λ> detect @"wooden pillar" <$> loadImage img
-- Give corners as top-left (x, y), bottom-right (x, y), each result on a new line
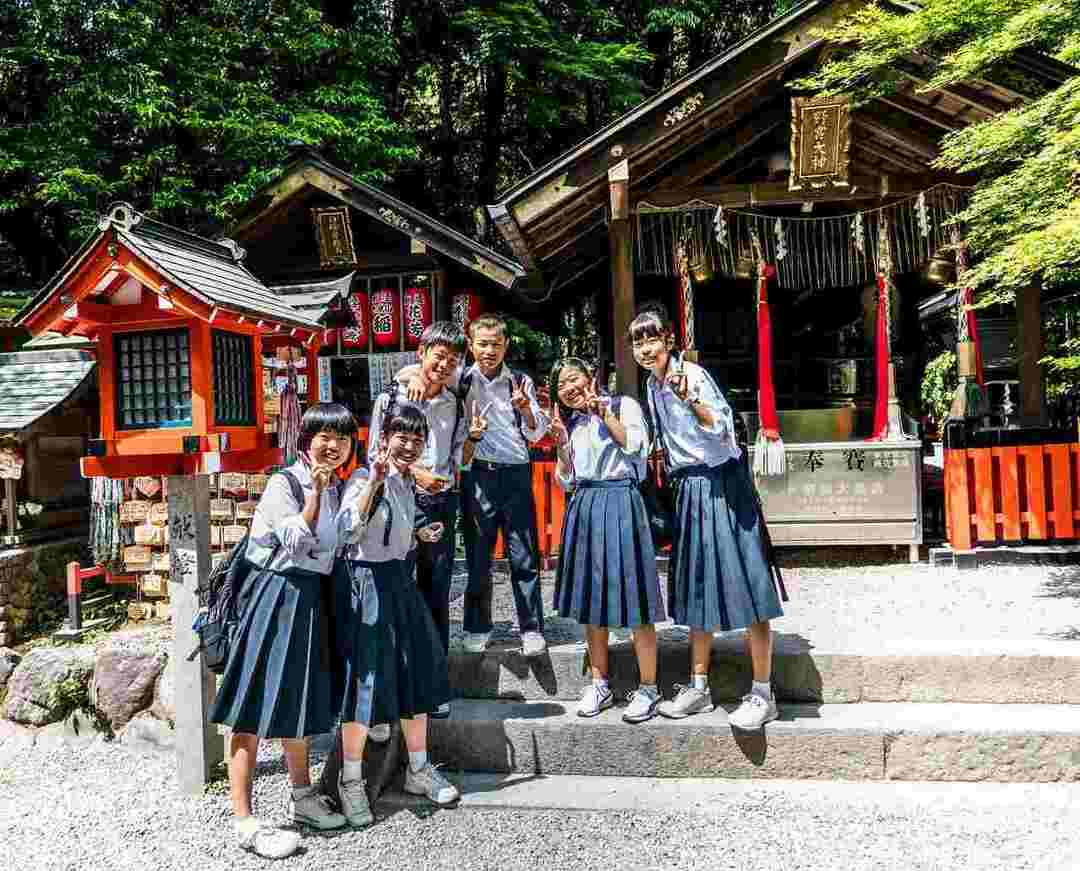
top-left (168, 473), bottom-right (224, 795)
top-left (434, 268), bottom-right (451, 322)
top-left (608, 158), bottom-right (637, 397)
top-left (1016, 284), bottom-right (1045, 426)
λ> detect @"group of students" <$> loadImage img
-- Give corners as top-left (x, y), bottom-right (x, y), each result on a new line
top-left (207, 306), bottom-right (784, 860)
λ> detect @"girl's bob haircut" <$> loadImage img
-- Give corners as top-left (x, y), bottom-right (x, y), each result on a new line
top-left (549, 356), bottom-right (597, 422)
top-left (298, 402), bottom-right (357, 463)
top-left (627, 301), bottom-right (674, 344)
top-left (382, 403), bottom-right (429, 441)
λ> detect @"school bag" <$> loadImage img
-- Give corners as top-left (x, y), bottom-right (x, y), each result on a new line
top-left (187, 469), bottom-right (304, 673)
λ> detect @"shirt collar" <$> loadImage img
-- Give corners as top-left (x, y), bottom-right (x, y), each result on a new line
top-left (287, 459), bottom-right (313, 485)
top-left (470, 362), bottom-right (509, 385)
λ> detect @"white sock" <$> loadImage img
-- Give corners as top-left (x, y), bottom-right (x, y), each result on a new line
top-left (639, 684), bottom-right (659, 699)
top-left (752, 680), bottom-right (772, 701)
top-left (343, 758), bottom-right (363, 783)
top-left (291, 784), bottom-right (316, 800)
top-left (692, 673), bottom-right (708, 691)
top-left (594, 677), bottom-right (610, 693)
top-left (234, 816), bottom-right (260, 836)
top-left (408, 750), bottom-right (428, 773)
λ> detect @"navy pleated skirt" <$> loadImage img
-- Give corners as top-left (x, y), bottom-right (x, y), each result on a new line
top-left (668, 459), bottom-right (784, 631)
top-left (338, 559), bottom-right (451, 725)
top-left (553, 478), bottom-right (665, 628)
top-left (210, 565), bottom-right (333, 739)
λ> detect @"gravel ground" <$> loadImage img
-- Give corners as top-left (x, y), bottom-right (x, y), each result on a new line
top-left (449, 555), bottom-right (1080, 651)
top-left (2, 737), bottom-right (1078, 871)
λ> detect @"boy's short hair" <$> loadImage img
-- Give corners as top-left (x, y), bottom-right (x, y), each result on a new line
top-left (467, 313), bottom-right (507, 340)
top-left (419, 321), bottom-right (466, 355)
top-left (382, 403), bottom-right (429, 440)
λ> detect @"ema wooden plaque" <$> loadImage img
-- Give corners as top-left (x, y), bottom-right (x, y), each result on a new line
top-left (119, 501), bottom-right (151, 524)
top-left (219, 473), bottom-right (247, 497)
top-left (124, 545), bottom-right (153, 571)
top-left (222, 524), bottom-right (247, 545)
top-left (312, 206), bottom-right (357, 268)
top-left (235, 501), bottom-right (258, 520)
top-left (790, 95), bottom-right (850, 191)
top-left (149, 502), bottom-right (169, 527)
top-left (210, 499), bottom-right (234, 521)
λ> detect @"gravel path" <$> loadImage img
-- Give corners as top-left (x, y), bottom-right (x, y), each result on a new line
top-left (449, 556), bottom-right (1080, 651)
top-left (2, 736), bottom-right (1078, 871)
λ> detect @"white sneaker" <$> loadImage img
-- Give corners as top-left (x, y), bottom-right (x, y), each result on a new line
top-left (576, 683), bottom-right (614, 718)
top-left (368, 723), bottom-right (391, 743)
top-left (622, 687), bottom-right (660, 724)
top-left (403, 762), bottom-right (460, 806)
top-left (521, 631), bottom-right (547, 657)
top-left (727, 692), bottom-right (779, 730)
top-left (658, 684), bottom-right (715, 719)
top-left (236, 818), bottom-right (300, 860)
top-left (432, 701), bottom-right (451, 720)
top-left (338, 774), bottom-right (373, 828)
top-left (289, 787), bottom-right (347, 830)
top-left (463, 632), bottom-right (491, 653)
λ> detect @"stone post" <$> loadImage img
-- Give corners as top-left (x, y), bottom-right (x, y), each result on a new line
top-left (167, 473), bottom-right (224, 795)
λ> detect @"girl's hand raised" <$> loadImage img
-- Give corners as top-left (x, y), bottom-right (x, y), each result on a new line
top-left (666, 359), bottom-right (690, 402)
top-left (370, 445), bottom-right (391, 484)
top-left (549, 403), bottom-right (569, 446)
top-left (310, 463), bottom-right (334, 494)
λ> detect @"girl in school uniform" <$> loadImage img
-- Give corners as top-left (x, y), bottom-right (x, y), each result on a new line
top-left (210, 402), bottom-right (356, 860)
top-left (336, 403), bottom-right (459, 808)
top-left (549, 357), bottom-right (666, 723)
top-left (629, 303), bottom-right (784, 730)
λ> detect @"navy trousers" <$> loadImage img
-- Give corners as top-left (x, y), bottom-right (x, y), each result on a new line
top-left (408, 489), bottom-right (459, 652)
top-left (461, 462), bottom-right (544, 635)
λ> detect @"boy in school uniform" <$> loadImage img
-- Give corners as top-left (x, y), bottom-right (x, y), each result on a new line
top-left (372, 321), bottom-right (471, 718)
top-left (405, 313), bottom-right (550, 656)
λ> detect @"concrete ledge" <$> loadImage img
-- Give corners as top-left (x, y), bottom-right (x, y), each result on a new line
top-left (449, 637), bottom-right (1080, 705)
top-left (429, 699), bottom-right (1080, 783)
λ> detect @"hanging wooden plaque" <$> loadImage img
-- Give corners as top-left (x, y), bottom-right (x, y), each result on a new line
top-left (210, 499), bottom-right (234, 521)
top-left (133, 523), bottom-right (163, 546)
top-left (119, 501), bottom-right (151, 524)
top-left (140, 573), bottom-right (165, 596)
top-left (312, 206), bottom-right (357, 268)
top-left (248, 474), bottom-right (269, 495)
top-left (128, 601), bottom-right (150, 622)
top-left (210, 525), bottom-right (223, 547)
top-left (152, 551), bottom-right (171, 573)
top-left (124, 545), bottom-right (153, 571)
top-left (789, 95), bottom-right (851, 191)
top-left (149, 502), bottom-right (169, 527)
top-left (219, 473), bottom-right (248, 497)
top-left (235, 501), bottom-right (258, 520)
top-left (134, 476), bottom-right (161, 499)
top-left (222, 524), bottom-right (247, 545)
top-left (155, 601), bottom-right (172, 621)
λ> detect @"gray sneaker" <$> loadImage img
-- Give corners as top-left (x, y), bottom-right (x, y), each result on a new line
top-left (289, 788), bottom-right (347, 830)
top-left (622, 687), bottom-right (660, 724)
top-left (368, 723), bottom-right (391, 743)
top-left (403, 762), bottom-right (460, 806)
top-left (727, 692), bottom-right (779, 730)
top-left (658, 683), bottom-right (715, 719)
top-left (236, 819), bottom-right (301, 860)
top-left (521, 631), bottom-right (547, 657)
top-left (463, 632), bottom-right (491, 653)
top-left (338, 774), bottom-right (373, 828)
top-left (576, 683), bottom-right (614, 718)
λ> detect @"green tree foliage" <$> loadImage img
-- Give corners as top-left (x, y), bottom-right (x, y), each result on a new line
top-left (0, 0), bottom-right (783, 286)
top-left (794, 0), bottom-right (1080, 382)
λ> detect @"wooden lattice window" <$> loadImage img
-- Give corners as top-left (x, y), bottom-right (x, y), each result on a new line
top-left (115, 329), bottom-right (192, 429)
top-left (212, 330), bottom-right (255, 426)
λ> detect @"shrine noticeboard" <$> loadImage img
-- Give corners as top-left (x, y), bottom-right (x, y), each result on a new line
top-left (753, 441), bottom-right (922, 547)
top-left (789, 95), bottom-right (851, 192)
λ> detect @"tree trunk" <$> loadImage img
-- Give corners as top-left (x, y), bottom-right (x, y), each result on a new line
top-left (436, 51), bottom-right (460, 218)
top-left (476, 61), bottom-right (508, 207)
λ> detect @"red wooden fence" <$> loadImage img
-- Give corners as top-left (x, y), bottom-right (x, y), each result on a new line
top-left (945, 443), bottom-right (1079, 551)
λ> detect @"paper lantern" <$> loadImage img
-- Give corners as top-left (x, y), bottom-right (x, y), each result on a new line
top-left (404, 286), bottom-right (433, 349)
top-left (341, 290), bottom-right (369, 348)
top-left (452, 291), bottom-right (483, 332)
top-left (370, 288), bottom-right (400, 349)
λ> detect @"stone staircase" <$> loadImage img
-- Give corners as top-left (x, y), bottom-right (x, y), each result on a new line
top-left (429, 635), bottom-right (1080, 783)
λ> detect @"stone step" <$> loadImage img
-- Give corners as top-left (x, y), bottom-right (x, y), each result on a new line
top-left (449, 637), bottom-right (1080, 705)
top-left (429, 699), bottom-right (1080, 783)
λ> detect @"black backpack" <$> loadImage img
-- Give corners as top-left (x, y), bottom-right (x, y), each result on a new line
top-left (188, 470), bottom-right (304, 673)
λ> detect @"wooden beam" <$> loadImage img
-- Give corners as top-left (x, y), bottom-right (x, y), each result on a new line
top-left (489, 203), bottom-right (538, 270)
top-left (652, 107), bottom-right (786, 192)
top-left (852, 117), bottom-right (939, 163)
top-left (635, 177), bottom-right (892, 210)
top-left (898, 69), bottom-right (1005, 117)
top-left (608, 160), bottom-right (637, 397)
top-left (875, 95), bottom-right (962, 132)
top-left (1016, 284), bottom-right (1046, 425)
top-left (854, 141), bottom-right (928, 175)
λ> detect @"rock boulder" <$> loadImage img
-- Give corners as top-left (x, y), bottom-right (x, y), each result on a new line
top-left (0, 646), bottom-right (19, 694)
top-left (2, 645), bottom-right (96, 726)
top-left (91, 641), bottom-right (167, 733)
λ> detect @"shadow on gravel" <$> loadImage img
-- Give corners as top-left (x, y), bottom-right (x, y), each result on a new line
top-left (1038, 566), bottom-right (1080, 601)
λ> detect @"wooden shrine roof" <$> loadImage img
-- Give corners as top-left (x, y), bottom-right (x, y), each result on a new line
top-left (16, 204), bottom-right (321, 334)
top-left (0, 349), bottom-right (95, 432)
top-left (267, 272), bottom-right (354, 321)
top-left (489, 0), bottom-right (1076, 297)
top-left (230, 150), bottom-right (531, 292)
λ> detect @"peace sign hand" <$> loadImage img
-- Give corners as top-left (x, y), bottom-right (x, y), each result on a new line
top-left (582, 376), bottom-right (607, 418)
top-left (469, 401), bottom-right (492, 442)
top-left (310, 464), bottom-right (334, 494)
top-left (666, 360), bottom-right (690, 402)
top-left (549, 403), bottom-right (569, 446)
top-left (510, 379), bottom-right (530, 411)
top-left (369, 445), bottom-right (391, 484)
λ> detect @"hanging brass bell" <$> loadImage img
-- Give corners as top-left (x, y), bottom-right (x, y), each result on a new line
top-left (923, 251), bottom-right (956, 287)
top-left (734, 253), bottom-right (755, 280)
top-left (690, 257), bottom-right (713, 284)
